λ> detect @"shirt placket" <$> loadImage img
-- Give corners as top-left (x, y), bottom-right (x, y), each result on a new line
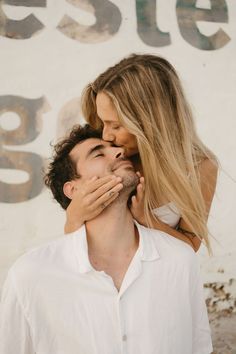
top-left (97, 271), bottom-right (127, 354)
top-left (93, 247), bottom-right (143, 354)
top-left (116, 254), bottom-right (142, 354)
top-left (116, 295), bottom-right (128, 354)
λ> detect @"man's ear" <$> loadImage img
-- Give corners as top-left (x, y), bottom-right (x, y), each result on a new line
top-left (63, 181), bottom-right (76, 200)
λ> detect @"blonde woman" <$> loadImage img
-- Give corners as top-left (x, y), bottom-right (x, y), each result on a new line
top-left (65, 54), bottom-right (218, 254)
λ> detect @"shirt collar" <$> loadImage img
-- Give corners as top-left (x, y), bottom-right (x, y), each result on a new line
top-left (72, 224), bottom-right (94, 274)
top-left (72, 221), bottom-right (160, 274)
top-left (134, 220), bottom-right (160, 262)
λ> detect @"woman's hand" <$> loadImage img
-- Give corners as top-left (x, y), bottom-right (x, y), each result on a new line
top-left (65, 175), bottom-right (123, 233)
top-left (130, 172), bottom-right (147, 226)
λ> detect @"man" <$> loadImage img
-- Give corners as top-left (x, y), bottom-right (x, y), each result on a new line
top-left (0, 124), bottom-right (213, 354)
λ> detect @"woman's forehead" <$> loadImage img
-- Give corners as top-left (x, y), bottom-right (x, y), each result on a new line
top-left (96, 92), bottom-right (119, 123)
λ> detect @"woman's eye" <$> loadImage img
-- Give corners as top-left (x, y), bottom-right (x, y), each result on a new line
top-left (112, 126), bottom-right (120, 130)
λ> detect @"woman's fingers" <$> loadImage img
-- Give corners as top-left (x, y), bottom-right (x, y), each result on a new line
top-left (135, 183), bottom-right (143, 202)
top-left (129, 175), bottom-right (146, 225)
top-left (140, 176), bottom-right (145, 189)
top-left (85, 175), bottom-right (118, 193)
top-left (70, 174), bottom-right (123, 217)
top-left (73, 175), bottom-right (121, 200)
top-left (87, 177), bottom-right (123, 202)
top-left (92, 183), bottom-right (123, 209)
top-left (131, 195), bottom-right (138, 209)
top-left (86, 192), bottom-right (119, 220)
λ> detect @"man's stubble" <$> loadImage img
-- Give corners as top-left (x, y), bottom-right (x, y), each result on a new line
top-left (113, 169), bottom-right (139, 205)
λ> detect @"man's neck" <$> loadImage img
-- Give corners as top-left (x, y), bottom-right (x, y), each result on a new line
top-left (85, 199), bottom-right (138, 258)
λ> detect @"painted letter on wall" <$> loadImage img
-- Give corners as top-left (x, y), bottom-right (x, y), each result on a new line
top-left (136, 0), bottom-right (171, 47)
top-left (58, 0), bottom-right (122, 43)
top-left (176, 0), bottom-right (230, 50)
top-left (0, 0), bottom-right (46, 39)
top-left (0, 95), bottom-right (48, 203)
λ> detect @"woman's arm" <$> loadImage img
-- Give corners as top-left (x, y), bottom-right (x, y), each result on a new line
top-left (150, 218), bottom-right (198, 250)
top-left (131, 158), bottom-right (218, 252)
top-left (177, 158), bottom-right (218, 251)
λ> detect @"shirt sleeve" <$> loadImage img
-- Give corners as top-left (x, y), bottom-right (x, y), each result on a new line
top-left (190, 255), bottom-right (213, 354)
top-left (0, 270), bottom-right (35, 354)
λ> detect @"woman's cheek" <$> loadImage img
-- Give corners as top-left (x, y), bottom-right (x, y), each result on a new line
top-left (118, 132), bottom-right (131, 146)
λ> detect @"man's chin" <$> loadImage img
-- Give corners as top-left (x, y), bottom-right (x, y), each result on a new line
top-left (115, 170), bottom-right (139, 189)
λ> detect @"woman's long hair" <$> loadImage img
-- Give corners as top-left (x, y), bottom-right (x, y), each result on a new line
top-left (81, 53), bottom-right (218, 253)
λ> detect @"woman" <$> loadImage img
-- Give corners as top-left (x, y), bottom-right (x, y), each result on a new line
top-left (65, 54), bottom-right (218, 254)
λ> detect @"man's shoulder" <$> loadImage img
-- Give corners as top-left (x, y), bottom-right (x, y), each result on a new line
top-left (8, 233), bottom-right (75, 284)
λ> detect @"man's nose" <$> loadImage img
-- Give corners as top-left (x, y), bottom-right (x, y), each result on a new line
top-left (114, 147), bottom-right (125, 159)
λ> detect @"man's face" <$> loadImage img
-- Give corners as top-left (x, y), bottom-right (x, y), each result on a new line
top-left (69, 138), bottom-right (138, 188)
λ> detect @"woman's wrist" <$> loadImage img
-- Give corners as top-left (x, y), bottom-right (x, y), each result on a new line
top-left (64, 219), bottom-right (83, 234)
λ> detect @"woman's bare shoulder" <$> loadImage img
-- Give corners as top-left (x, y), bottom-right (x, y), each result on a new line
top-left (198, 157), bottom-right (218, 218)
top-left (198, 157), bottom-right (219, 181)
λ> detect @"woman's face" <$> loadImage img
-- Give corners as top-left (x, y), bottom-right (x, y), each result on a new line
top-left (96, 92), bottom-right (138, 157)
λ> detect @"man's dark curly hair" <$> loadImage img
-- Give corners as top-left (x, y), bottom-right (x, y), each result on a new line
top-left (44, 124), bottom-right (102, 210)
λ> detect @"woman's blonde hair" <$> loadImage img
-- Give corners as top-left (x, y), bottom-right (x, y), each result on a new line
top-left (81, 53), bottom-right (218, 253)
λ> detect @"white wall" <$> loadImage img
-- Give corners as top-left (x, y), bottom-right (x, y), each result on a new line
top-left (0, 0), bottom-right (236, 290)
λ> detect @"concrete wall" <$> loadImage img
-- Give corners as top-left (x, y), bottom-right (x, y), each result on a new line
top-left (0, 0), bottom-right (236, 304)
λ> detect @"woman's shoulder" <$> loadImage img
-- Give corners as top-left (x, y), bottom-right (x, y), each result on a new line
top-left (198, 157), bottom-right (219, 175)
top-left (197, 157), bottom-right (219, 194)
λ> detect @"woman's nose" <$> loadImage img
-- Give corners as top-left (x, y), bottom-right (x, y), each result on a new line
top-left (102, 127), bottom-right (114, 142)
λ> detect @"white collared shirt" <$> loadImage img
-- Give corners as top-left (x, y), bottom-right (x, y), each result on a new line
top-left (0, 222), bottom-right (213, 354)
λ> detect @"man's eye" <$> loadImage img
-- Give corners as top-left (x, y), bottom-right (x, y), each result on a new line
top-left (94, 153), bottom-right (104, 158)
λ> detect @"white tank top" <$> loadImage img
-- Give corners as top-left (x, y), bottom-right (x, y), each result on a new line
top-left (153, 202), bottom-right (181, 228)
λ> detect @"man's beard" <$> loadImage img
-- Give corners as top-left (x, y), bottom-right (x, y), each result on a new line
top-left (115, 170), bottom-right (139, 204)
top-left (108, 157), bottom-right (140, 204)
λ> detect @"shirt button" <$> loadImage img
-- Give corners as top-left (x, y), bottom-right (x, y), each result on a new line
top-left (122, 334), bottom-right (127, 341)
